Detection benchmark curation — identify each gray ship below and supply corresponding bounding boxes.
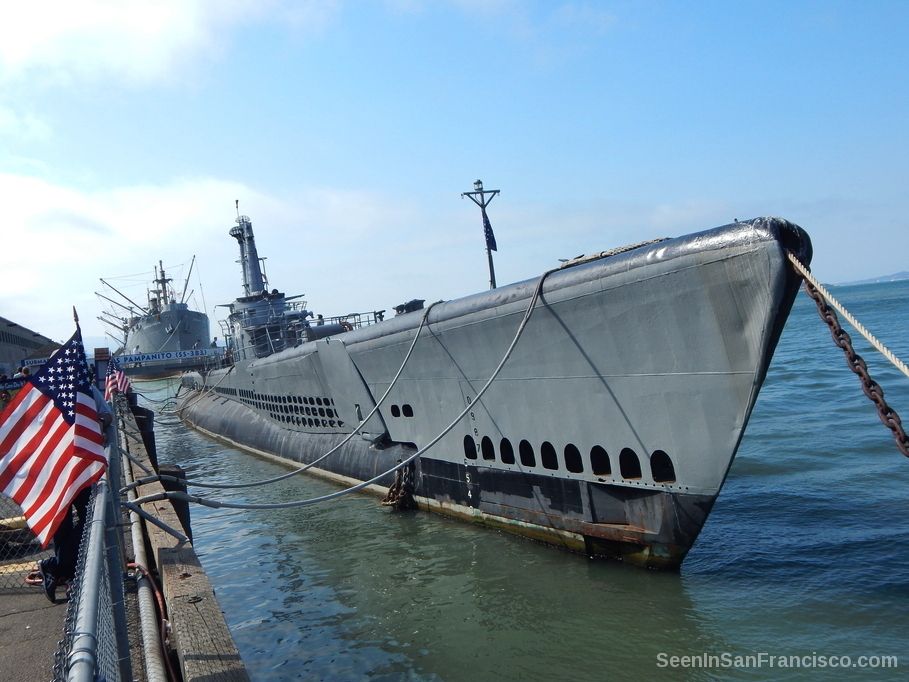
[100,260,214,379]
[179,213,812,569]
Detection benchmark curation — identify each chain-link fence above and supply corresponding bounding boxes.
[1,481,132,681]
[52,480,132,682]
[0,493,52,590]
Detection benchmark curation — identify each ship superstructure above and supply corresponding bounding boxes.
[99,259,215,378]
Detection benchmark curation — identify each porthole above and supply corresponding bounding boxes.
[402,404,414,417]
[541,441,558,470]
[391,405,401,418]
[519,440,536,467]
[316,397,323,406]
[481,436,495,461]
[500,438,515,464]
[590,446,611,476]
[564,444,583,473]
[619,448,642,480]
[651,450,676,483]
[463,435,477,460]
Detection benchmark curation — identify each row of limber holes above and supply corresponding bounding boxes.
[463,435,678,483]
[213,384,678,482]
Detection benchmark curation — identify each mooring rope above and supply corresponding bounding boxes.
[130,267,556,511]
[133,301,441,492]
[787,252,909,380]
[172,364,235,416]
[789,251,909,457]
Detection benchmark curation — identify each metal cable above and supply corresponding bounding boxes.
[140,301,439,492]
[124,458,170,682]
[132,267,555,511]
[787,252,909,380]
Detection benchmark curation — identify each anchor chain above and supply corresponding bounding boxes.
[381,461,417,510]
[802,278,909,458]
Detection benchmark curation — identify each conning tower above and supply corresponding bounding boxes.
[230,215,266,297]
[224,213,334,360]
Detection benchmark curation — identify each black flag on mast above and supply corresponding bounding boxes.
[483,211,497,252]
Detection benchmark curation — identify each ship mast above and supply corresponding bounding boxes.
[230,200,266,297]
[180,255,196,304]
[155,260,172,305]
[461,179,500,290]
[98,279,149,315]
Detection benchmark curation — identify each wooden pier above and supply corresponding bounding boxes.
[122,399,249,681]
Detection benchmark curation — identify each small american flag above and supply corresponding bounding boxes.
[483,211,497,252]
[0,324,107,547]
[105,355,131,401]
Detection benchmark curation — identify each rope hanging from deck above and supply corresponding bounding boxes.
[130,266,556,511]
[128,300,441,494]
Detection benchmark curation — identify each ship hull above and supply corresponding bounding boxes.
[123,307,211,377]
[179,218,811,569]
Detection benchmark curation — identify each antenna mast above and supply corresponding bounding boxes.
[461,179,500,290]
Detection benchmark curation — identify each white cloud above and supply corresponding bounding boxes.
[0,0,340,86]
[1,173,256,340]
[0,172,435,344]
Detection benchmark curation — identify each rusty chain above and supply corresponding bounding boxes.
[381,462,417,510]
[802,278,909,457]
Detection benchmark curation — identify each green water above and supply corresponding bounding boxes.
[141,281,909,680]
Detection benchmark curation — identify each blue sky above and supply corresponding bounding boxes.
[1,0,907,346]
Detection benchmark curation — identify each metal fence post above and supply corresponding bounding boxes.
[104,407,133,682]
[66,479,109,682]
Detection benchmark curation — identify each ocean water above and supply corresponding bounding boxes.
[143,281,909,680]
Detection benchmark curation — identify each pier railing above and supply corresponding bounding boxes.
[53,419,132,682]
[53,477,131,682]
[218,307,388,364]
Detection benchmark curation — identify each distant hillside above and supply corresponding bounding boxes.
[837,271,909,286]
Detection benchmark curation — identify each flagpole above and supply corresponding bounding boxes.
[461,179,500,290]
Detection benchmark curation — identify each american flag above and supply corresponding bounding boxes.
[105,355,131,401]
[0,325,107,547]
[483,211,497,252]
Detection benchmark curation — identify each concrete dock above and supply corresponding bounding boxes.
[0,589,65,681]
